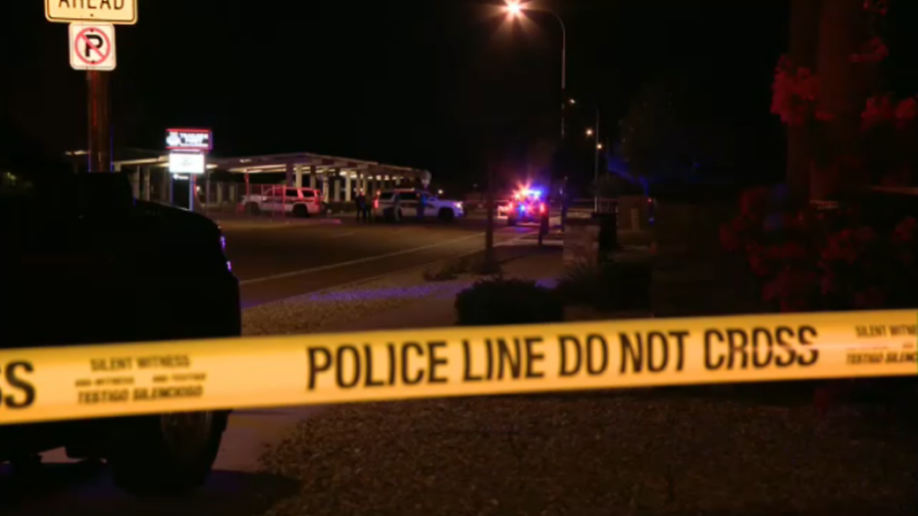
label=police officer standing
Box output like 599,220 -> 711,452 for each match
355,190 -> 366,222
538,207 -> 550,246
417,192 -> 426,221
363,191 -> 375,223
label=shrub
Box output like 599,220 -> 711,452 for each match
720,186 -> 918,312
555,261 -> 651,312
455,278 -> 563,326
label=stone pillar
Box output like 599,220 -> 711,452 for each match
161,170 -> 171,204
334,176 -> 342,202
285,163 -> 294,187
309,166 -> 317,189
120,164 -> 140,199
322,175 -> 330,199
295,165 -> 303,188
216,181 -> 224,205
142,167 -> 152,201
345,175 -> 353,202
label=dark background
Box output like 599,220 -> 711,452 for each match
2,0 -> 792,189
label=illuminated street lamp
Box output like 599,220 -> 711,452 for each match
583,106 -> 602,212
504,0 -> 568,139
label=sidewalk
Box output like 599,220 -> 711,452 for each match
324,247 -> 563,332
243,245 -> 563,337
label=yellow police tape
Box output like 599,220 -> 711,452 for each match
1,310 -> 916,426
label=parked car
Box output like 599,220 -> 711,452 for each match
242,186 -> 325,217
375,189 -> 464,222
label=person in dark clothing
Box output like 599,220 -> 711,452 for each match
363,192 -> 374,222
538,209 -> 550,246
417,193 -> 426,220
355,191 -> 366,222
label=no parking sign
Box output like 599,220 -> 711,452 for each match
69,23 -> 117,71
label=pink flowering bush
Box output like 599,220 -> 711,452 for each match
720,188 -> 918,312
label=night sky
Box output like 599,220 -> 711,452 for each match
2,0 -> 789,187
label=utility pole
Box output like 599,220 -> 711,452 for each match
86,70 -> 112,173
484,160 -> 497,272
593,107 -> 601,213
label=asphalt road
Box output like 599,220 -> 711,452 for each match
225,218 -> 538,308
0,217 -> 546,513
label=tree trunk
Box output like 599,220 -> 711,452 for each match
812,0 -> 873,200
788,0 -> 823,202
484,160 -> 497,271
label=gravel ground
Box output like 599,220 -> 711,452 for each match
257,395 -> 916,516
242,246 -> 916,516
242,268 -> 468,337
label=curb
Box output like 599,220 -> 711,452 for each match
215,218 -> 343,231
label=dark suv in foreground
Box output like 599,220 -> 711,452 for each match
0,157 -> 240,495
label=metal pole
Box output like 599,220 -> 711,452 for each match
86,71 -> 112,173
484,161 -> 496,271
594,108 -> 600,213
550,11 -> 567,141
189,175 -> 196,213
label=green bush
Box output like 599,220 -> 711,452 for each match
555,261 -> 651,311
455,278 -> 563,326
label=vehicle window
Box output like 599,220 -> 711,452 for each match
399,192 -> 418,201
285,189 -> 300,198
301,190 -> 315,199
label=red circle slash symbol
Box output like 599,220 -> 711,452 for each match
76,28 -> 112,66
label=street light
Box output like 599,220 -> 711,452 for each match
504,0 -> 568,139
584,106 -> 602,212
506,1 -> 523,17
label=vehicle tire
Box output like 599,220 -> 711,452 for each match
246,203 -> 261,215
293,204 -> 309,218
438,208 -> 455,223
107,410 -> 229,496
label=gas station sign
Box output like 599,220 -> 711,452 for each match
168,153 -> 206,175
166,129 -> 213,151
46,0 -> 138,25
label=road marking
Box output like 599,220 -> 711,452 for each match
240,233 -> 486,286
219,221 -> 342,232
327,232 -> 357,239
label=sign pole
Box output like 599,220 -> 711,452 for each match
86,70 -> 112,173
189,175 -> 196,213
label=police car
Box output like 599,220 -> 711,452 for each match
0,154 -> 239,495
506,188 -> 547,226
375,189 -> 465,222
